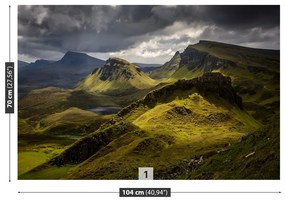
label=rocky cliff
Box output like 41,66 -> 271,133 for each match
77,57 -> 156,94
150,51 -> 181,79
179,46 -> 233,72
116,72 -> 243,120
146,72 -> 242,108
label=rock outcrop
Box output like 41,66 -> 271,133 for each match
117,72 -> 243,119
180,46 -> 233,72
143,72 -> 243,109
150,51 -> 181,79
34,122 -> 138,167
150,41 -> 237,80
96,58 -> 136,81
77,57 -> 156,94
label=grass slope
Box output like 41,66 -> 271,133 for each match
18,107 -> 112,177
77,57 -> 157,95
64,92 -> 260,179
188,40 -> 279,103
188,115 -> 279,179
25,73 -> 267,180
35,107 -> 110,136
18,42 -> 279,180
160,41 -> 280,125
19,87 -> 116,120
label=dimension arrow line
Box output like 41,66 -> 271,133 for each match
9,5 -> 11,62
171,191 -> 281,194
19,191 -> 119,194
8,5 -> 11,183
9,114 -> 11,182
18,191 -> 281,194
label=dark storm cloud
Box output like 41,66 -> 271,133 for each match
18,5 -> 280,62
200,6 -> 280,29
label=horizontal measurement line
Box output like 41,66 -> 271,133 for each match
172,191 -> 281,194
19,191 -> 119,194
19,191 -> 281,194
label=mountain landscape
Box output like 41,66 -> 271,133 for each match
133,63 -> 162,72
77,57 -> 157,95
18,60 -> 29,69
18,51 -> 105,96
18,53 -> 163,97
19,59 -> 55,70
18,40 -> 280,180
149,51 -> 181,80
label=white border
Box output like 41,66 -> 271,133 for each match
0,0 -> 283,201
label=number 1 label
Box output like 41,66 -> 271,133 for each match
138,167 -> 153,180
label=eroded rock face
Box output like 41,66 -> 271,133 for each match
115,73 -> 243,124
142,72 -> 243,109
46,122 -> 137,166
180,47 -> 231,72
168,106 -> 192,116
161,51 -> 181,72
193,72 -> 243,109
150,51 -> 181,79
95,58 -> 136,81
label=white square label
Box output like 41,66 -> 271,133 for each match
138,167 -> 153,180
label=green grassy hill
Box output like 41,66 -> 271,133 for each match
151,40 -> 279,124
19,87 -> 116,120
18,41 -> 279,180
187,113 -> 279,179
18,91 -> 114,178
18,107 -> 112,177
36,107 -> 110,136
21,72 -> 277,180
77,57 -> 157,95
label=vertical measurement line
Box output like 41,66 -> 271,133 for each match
8,5 -> 11,182
9,114 -> 11,182
8,6 -> 10,62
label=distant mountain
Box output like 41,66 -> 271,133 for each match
19,51 -> 105,95
151,40 -> 279,82
30,59 -> 54,66
133,62 -> 162,72
18,60 -> 29,68
77,57 -> 157,95
19,59 -> 55,72
55,51 -> 104,73
149,51 -> 181,79
150,40 -> 280,110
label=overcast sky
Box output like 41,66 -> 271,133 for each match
18,5 -> 280,64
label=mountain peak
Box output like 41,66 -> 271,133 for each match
77,57 -> 156,94
33,59 -> 54,65
149,51 -> 181,79
195,40 -> 226,47
64,51 -> 87,57
97,57 -> 137,81
106,57 -> 130,66
60,51 -> 88,61
195,40 -> 246,49
187,40 -> 226,49
57,51 -> 105,68
198,40 -> 213,44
